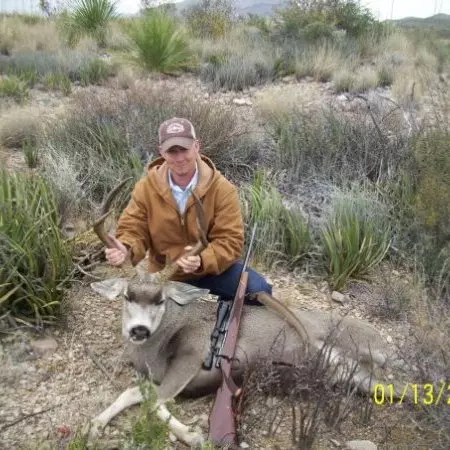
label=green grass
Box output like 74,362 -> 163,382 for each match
0,75 -> 28,102
61,0 -> 118,48
0,171 -> 72,328
241,172 -> 311,268
127,10 -> 194,74
321,189 -> 392,290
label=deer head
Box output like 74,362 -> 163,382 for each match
91,178 -> 210,344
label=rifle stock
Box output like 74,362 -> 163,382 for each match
208,271 -> 248,446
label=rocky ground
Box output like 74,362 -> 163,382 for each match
0,72 -> 440,449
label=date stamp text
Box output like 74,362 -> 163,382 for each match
374,382 -> 450,406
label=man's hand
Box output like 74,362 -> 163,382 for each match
176,246 -> 201,274
105,235 -> 129,266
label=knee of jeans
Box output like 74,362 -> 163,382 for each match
249,276 -> 272,296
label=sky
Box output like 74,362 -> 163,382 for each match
0,0 -> 449,20
115,0 -> 449,20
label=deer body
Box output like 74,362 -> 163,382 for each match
90,277 -> 390,446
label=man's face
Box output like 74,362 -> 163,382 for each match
160,140 -> 199,177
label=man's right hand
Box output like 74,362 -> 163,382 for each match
105,235 -> 129,266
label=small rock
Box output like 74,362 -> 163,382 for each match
345,440 -> 377,450
240,442 -> 250,448
392,270 -> 400,276
281,76 -> 295,84
30,337 -> 58,357
204,93 -> 209,99
337,94 -> 348,102
232,98 -> 252,106
198,413 -> 208,428
386,335 -> 393,344
331,291 -> 346,304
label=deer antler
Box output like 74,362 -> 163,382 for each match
93,177 -> 133,249
93,180 -> 209,283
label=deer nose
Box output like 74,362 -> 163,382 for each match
130,325 -> 150,341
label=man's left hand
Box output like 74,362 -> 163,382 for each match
176,246 -> 201,273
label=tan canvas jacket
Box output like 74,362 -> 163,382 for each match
116,155 -> 244,281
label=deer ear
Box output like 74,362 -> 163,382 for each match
164,281 -> 210,305
91,278 -> 128,300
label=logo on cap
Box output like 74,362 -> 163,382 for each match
167,122 -> 185,134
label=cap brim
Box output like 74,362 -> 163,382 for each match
160,137 -> 194,153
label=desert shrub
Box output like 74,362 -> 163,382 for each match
266,106 -> 411,185
413,131 -> 450,245
185,0 -> 235,39
0,171 -> 72,328
79,57 -> 113,85
295,43 -> 343,81
0,26 -> 14,55
23,140 -> 39,168
274,0 -> 382,42
333,1 -> 378,38
245,13 -> 271,35
332,67 -> 355,92
43,86 -> 259,219
239,332 -> 362,449
0,107 -> 41,148
60,0 -> 118,48
321,188 -> 392,290
351,66 -> 379,92
127,10 -> 194,74
377,60 -> 395,87
240,172 -> 311,268
201,50 -> 279,91
0,75 -> 28,102
0,52 -> 114,86
43,72 -> 72,95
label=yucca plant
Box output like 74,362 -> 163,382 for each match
322,192 -> 392,290
0,171 -> 72,328
127,10 -> 194,74
62,0 -> 118,48
241,172 -> 311,267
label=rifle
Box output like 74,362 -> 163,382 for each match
208,224 -> 258,447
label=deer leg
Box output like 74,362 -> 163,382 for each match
156,401 -> 203,446
91,386 -> 143,433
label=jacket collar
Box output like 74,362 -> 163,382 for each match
147,155 -> 217,210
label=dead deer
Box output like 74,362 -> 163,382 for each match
88,181 -> 394,446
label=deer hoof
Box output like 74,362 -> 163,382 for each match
184,429 -> 204,447
87,417 -> 106,439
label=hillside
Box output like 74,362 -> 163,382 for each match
392,13 -> 450,29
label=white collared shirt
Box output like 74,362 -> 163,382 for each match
168,166 -> 199,215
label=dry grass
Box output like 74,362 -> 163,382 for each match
295,44 -> 343,82
391,69 -> 425,108
352,66 -> 379,93
0,106 -> 43,148
254,84 -> 324,122
332,66 -> 355,93
0,16 -> 101,54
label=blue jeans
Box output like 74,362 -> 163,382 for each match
187,261 -> 272,305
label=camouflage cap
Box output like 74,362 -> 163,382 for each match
158,117 -> 196,153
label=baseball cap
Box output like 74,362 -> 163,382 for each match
158,117 -> 196,153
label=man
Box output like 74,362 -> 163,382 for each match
105,117 -> 271,304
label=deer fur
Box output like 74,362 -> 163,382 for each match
89,275 -> 393,446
